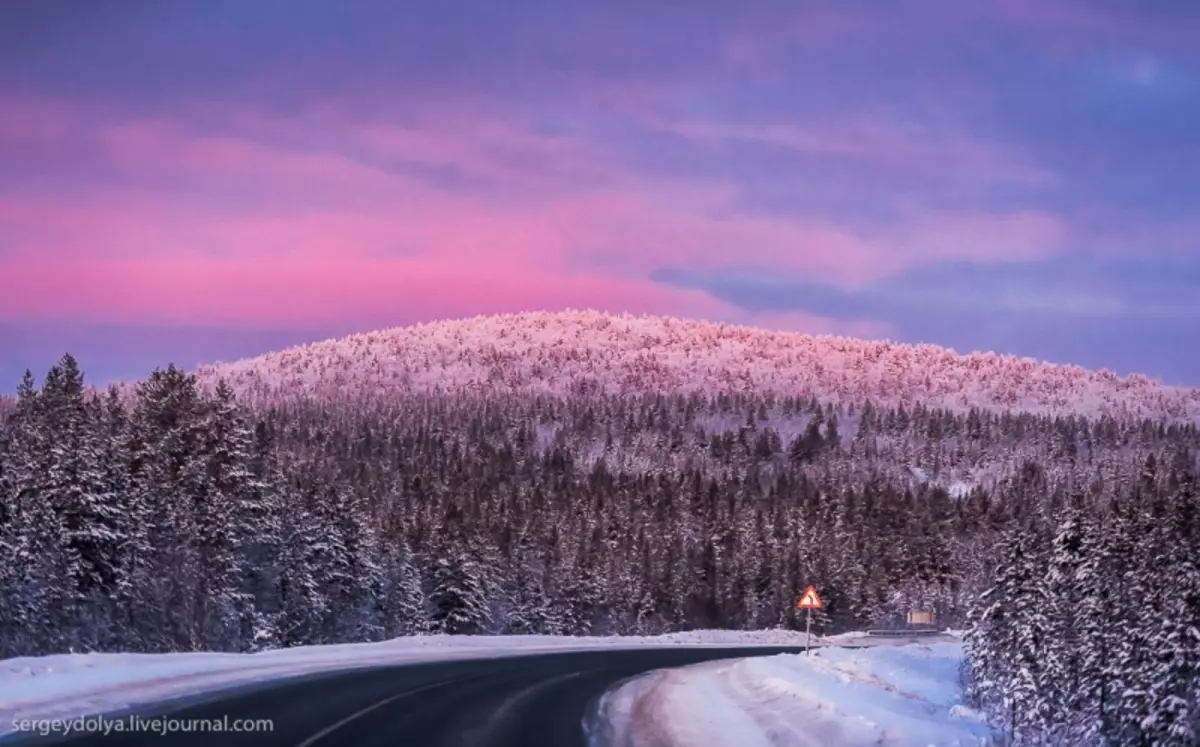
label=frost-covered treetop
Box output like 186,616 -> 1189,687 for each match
193,310 -> 1200,422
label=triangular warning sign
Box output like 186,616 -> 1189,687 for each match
797,585 -> 823,609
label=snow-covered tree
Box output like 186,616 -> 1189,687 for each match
428,554 -> 490,635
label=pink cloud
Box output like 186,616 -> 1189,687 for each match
0,196 -> 202,261
0,96 -> 1070,330
0,255 -> 884,340
94,121 -> 415,205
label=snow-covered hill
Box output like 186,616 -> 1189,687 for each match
195,310 -> 1200,422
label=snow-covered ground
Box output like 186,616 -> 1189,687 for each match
591,641 -> 992,747
0,629 -> 866,735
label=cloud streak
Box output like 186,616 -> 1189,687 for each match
0,98 -> 1071,275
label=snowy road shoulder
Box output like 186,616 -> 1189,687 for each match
0,630 -> 861,735
592,641 -> 993,747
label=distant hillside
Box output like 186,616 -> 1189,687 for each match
195,310 -> 1200,422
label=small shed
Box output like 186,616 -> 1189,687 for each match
906,610 -> 935,628
868,609 -> 940,637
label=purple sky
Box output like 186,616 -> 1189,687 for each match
1,0 -> 1198,390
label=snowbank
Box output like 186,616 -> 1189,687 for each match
592,641 -> 993,747
0,629 -> 856,734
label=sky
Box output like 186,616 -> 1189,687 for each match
1,0 -> 1198,390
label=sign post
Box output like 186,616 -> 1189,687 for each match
796,585 -> 824,656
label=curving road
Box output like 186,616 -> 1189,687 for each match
5,647 -> 803,747
5,637 -> 950,747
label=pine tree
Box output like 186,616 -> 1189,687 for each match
27,357 -> 120,651
1043,502 -> 1088,742
1068,499 -> 1129,744
127,365 -> 212,651
504,534 -> 557,634
554,559 -> 604,635
379,537 -> 425,637
427,553 -> 490,635
2,371 -> 80,654
0,373 -> 41,656
95,386 -> 155,652
276,503 -> 323,648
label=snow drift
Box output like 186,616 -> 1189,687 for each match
591,641 -> 993,747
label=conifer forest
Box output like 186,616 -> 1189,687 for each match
1,353 -> 1197,744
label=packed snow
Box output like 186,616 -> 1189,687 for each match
591,641 -> 992,747
189,310 -> 1200,422
0,630 -> 868,734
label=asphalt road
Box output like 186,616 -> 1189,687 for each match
5,636 -> 952,747
6,646 -> 812,747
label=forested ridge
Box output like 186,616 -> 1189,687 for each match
196,310 -> 1200,423
1,350 -> 1198,744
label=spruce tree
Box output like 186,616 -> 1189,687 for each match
379,537 -> 425,637
427,554 -> 490,635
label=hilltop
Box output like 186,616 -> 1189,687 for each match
195,310 -> 1200,422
